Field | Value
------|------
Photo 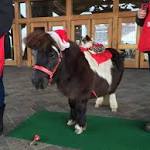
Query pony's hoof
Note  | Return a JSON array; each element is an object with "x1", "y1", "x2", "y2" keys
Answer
[
  {"x1": 67, "y1": 120, "x2": 75, "y2": 126},
  {"x1": 74, "y1": 124, "x2": 86, "y2": 135},
  {"x1": 95, "y1": 103, "x2": 100, "y2": 108},
  {"x1": 144, "y1": 123, "x2": 150, "y2": 132},
  {"x1": 95, "y1": 97, "x2": 103, "y2": 108},
  {"x1": 111, "y1": 108, "x2": 117, "y2": 112}
]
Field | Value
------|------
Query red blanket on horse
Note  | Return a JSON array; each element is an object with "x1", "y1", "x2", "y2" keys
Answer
[{"x1": 80, "y1": 44, "x2": 112, "y2": 64}]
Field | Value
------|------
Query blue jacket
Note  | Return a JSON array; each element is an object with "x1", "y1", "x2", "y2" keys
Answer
[{"x1": 0, "y1": 0, "x2": 14, "y2": 37}]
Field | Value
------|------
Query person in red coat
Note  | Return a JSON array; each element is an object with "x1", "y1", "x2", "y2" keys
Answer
[
  {"x1": 0, "y1": 0, "x2": 14, "y2": 135},
  {"x1": 136, "y1": 0, "x2": 150, "y2": 70},
  {"x1": 136, "y1": 0, "x2": 150, "y2": 132}
]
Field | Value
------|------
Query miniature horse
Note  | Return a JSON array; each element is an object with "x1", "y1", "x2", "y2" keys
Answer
[{"x1": 25, "y1": 30, "x2": 124, "y2": 134}]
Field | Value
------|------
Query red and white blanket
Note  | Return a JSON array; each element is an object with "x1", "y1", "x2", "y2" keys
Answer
[{"x1": 80, "y1": 44, "x2": 112, "y2": 64}]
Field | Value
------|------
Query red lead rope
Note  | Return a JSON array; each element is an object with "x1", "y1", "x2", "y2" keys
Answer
[{"x1": 92, "y1": 90, "x2": 98, "y2": 98}]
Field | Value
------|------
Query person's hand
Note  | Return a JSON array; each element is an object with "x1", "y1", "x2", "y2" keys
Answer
[{"x1": 137, "y1": 9, "x2": 147, "y2": 19}]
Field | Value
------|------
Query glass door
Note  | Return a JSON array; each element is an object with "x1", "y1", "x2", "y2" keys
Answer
[
  {"x1": 71, "y1": 20, "x2": 90, "y2": 45},
  {"x1": 118, "y1": 17, "x2": 139, "y2": 68},
  {"x1": 5, "y1": 25, "x2": 16, "y2": 65},
  {"x1": 92, "y1": 19, "x2": 113, "y2": 47}
]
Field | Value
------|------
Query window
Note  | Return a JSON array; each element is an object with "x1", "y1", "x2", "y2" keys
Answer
[
  {"x1": 74, "y1": 25, "x2": 88, "y2": 44},
  {"x1": 73, "y1": 0, "x2": 113, "y2": 15},
  {"x1": 121, "y1": 22, "x2": 137, "y2": 45},
  {"x1": 20, "y1": 24, "x2": 27, "y2": 60},
  {"x1": 5, "y1": 29, "x2": 14, "y2": 60},
  {"x1": 19, "y1": 2, "x2": 27, "y2": 18},
  {"x1": 94, "y1": 24, "x2": 109, "y2": 45},
  {"x1": 119, "y1": 0, "x2": 141, "y2": 12},
  {"x1": 30, "y1": 0, "x2": 66, "y2": 17}
]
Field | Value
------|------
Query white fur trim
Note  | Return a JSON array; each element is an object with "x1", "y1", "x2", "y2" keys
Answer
[
  {"x1": 83, "y1": 51, "x2": 113, "y2": 85},
  {"x1": 48, "y1": 31, "x2": 70, "y2": 51}
]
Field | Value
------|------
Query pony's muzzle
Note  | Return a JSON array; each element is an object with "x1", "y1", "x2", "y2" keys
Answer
[{"x1": 32, "y1": 71, "x2": 49, "y2": 89}]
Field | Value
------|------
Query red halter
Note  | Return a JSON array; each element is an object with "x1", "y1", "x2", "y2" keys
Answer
[{"x1": 33, "y1": 57, "x2": 61, "y2": 83}]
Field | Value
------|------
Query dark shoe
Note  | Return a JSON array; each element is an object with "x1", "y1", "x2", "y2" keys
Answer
[
  {"x1": 0, "y1": 104, "x2": 5, "y2": 135},
  {"x1": 144, "y1": 122, "x2": 150, "y2": 132}
]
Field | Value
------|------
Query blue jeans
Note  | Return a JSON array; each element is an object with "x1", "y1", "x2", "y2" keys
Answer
[{"x1": 0, "y1": 77, "x2": 4, "y2": 107}]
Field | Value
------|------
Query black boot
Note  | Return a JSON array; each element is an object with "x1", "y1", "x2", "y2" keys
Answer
[
  {"x1": 144, "y1": 122, "x2": 150, "y2": 132},
  {"x1": 0, "y1": 104, "x2": 5, "y2": 135}
]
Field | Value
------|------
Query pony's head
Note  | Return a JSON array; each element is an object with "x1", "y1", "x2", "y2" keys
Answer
[{"x1": 25, "y1": 30, "x2": 61, "y2": 89}]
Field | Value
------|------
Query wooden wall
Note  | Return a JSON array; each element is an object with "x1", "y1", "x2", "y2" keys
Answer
[{"x1": 7, "y1": 0, "x2": 148, "y2": 68}]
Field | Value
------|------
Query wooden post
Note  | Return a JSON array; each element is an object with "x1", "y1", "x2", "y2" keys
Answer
[
  {"x1": 112, "y1": 0, "x2": 119, "y2": 49},
  {"x1": 66, "y1": 0, "x2": 72, "y2": 39}
]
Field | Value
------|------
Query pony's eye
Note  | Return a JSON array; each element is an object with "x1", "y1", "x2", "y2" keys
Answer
[{"x1": 49, "y1": 53, "x2": 53, "y2": 57}]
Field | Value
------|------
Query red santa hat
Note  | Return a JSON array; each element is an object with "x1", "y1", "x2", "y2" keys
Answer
[{"x1": 48, "y1": 29, "x2": 70, "y2": 51}]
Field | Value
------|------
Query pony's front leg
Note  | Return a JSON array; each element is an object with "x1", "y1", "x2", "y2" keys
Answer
[
  {"x1": 67, "y1": 98, "x2": 76, "y2": 126},
  {"x1": 75, "y1": 99, "x2": 88, "y2": 134},
  {"x1": 95, "y1": 96, "x2": 104, "y2": 108},
  {"x1": 109, "y1": 93, "x2": 118, "y2": 112}
]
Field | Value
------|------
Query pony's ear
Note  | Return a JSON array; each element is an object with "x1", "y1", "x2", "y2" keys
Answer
[
  {"x1": 24, "y1": 30, "x2": 51, "y2": 50},
  {"x1": 85, "y1": 35, "x2": 92, "y2": 41}
]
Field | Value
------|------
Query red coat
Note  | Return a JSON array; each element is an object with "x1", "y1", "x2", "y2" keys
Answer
[
  {"x1": 0, "y1": 36, "x2": 4, "y2": 76},
  {"x1": 138, "y1": 3, "x2": 150, "y2": 52}
]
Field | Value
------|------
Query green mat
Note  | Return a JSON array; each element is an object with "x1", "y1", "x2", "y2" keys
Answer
[{"x1": 8, "y1": 110, "x2": 150, "y2": 150}]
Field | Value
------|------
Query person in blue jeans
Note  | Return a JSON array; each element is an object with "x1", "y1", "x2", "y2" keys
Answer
[{"x1": 0, "y1": 0, "x2": 14, "y2": 135}]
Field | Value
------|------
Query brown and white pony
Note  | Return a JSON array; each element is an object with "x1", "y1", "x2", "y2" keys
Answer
[{"x1": 25, "y1": 30, "x2": 124, "y2": 134}]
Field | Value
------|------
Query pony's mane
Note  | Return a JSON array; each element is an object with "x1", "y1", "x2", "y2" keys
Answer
[
  {"x1": 62, "y1": 41, "x2": 84, "y2": 67},
  {"x1": 24, "y1": 30, "x2": 58, "y2": 51}
]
